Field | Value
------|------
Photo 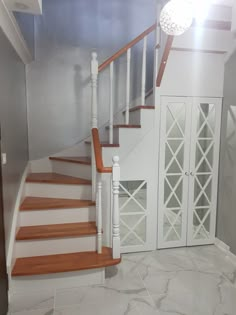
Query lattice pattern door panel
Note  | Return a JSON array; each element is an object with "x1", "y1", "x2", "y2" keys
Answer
[
  {"x1": 158, "y1": 97, "x2": 192, "y2": 248},
  {"x1": 187, "y1": 98, "x2": 222, "y2": 245},
  {"x1": 119, "y1": 180, "x2": 148, "y2": 251}
]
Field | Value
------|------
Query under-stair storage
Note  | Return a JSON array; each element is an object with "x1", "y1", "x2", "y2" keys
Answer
[{"x1": 158, "y1": 96, "x2": 222, "y2": 249}]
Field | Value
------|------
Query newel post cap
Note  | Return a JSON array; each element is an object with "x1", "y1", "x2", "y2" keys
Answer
[{"x1": 112, "y1": 156, "x2": 119, "y2": 164}]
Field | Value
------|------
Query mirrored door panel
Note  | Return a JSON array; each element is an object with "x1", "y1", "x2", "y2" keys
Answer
[
  {"x1": 187, "y1": 98, "x2": 222, "y2": 245},
  {"x1": 158, "y1": 97, "x2": 192, "y2": 248}
]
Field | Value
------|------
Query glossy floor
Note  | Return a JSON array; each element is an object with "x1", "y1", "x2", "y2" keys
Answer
[{"x1": 9, "y1": 245, "x2": 236, "y2": 315}]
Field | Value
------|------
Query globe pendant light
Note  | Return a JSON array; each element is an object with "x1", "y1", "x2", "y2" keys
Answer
[{"x1": 160, "y1": 0, "x2": 194, "y2": 36}]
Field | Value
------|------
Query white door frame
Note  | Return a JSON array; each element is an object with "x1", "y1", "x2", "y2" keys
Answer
[
  {"x1": 157, "y1": 96, "x2": 192, "y2": 249},
  {"x1": 187, "y1": 97, "x2": 222, "y2": 246}
]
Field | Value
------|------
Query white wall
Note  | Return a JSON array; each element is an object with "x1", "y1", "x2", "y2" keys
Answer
[
  {"x1": 217, "y1": 50, "x2": 236, "y2": 255},
  {"x1": 160, "y1": 50, "x2": 225, "y2": 97},
  {"x1": 0, "y1": 29, "x2": 29, "y2": 253},
  {"x1": 26, "y1": 0, "x2": 156, "y2": 160}
]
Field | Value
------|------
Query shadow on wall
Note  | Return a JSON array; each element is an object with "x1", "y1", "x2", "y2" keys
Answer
[{"x1": 217, "y1": 103, "x2": 236, "y2": 255}]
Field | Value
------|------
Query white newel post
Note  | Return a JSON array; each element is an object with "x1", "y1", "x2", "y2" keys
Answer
[
  {"x1": 141, "y1": 36, "x2": 147, "y2": 105},
  {"x1": 125, "y1": 48, "x2": 131, "y2": 125},
  {"x1": 112, "y1": 156, "x2": 120, "y2": 259},
  {"x1": 97, "y1": 174, "x2": 102, "y2": 254},
  {"x1": 109, "y1": 62, "x2": 114, "y2": 144},
  {"x1": 91, "y1": 52, "x2": 98, "y2": 201}
]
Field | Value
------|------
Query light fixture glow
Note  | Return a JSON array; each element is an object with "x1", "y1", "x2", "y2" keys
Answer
[
  {"x1": 160, "y1": 0, "x2": 194, "y2": 36},
  {"x1": 193, "y1": 0, "x2": 211, "y2": 25}
]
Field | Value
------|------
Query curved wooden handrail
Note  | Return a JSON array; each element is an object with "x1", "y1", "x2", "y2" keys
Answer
[
  {"x1": 98, "y1": 23, "x2": 157, "y2": 72},
  {"x1": 92, "y1": 128, "x2": 112, "y2": 173},
  {"x1": 156, "y1": 35, "x2": 174, "y2": 87}
]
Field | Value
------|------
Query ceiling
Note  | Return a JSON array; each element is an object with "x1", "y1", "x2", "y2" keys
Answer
[{"x1": 211, "y1": 0, "x2": 233, "y2": 6}]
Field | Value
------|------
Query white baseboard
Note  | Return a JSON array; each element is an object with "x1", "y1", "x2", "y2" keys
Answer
[
  {"x1": 6, "y1": 164, "x2": 29, "y2": 275},
  {"x1": 215, "y1": 237, "x2": 236, "y2": 266}
]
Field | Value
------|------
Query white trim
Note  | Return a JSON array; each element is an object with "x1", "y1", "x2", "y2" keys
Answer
[
  {"x1": 0, "y1": 0, "x2": 32, "y2": 64},
  {"x1": 215, "y1": 238, "x2": 236, "y2": 266},
  {"x1": 6, "y1": 164, "x2": 29, "y2": 275},
  {"x1": 215, "y1": 237, "x2": 230, "y2": 251}
]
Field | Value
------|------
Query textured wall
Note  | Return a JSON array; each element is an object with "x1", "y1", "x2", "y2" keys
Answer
[
  {"x1": 0, "y1": 29, "x2": 29, "y2": 253},
  {"x1": 217, "y1": 50, "x2": 236, "y2": 255},
  {"x1": 26, "y1": 0, "x2": 156, "y2": 160}
]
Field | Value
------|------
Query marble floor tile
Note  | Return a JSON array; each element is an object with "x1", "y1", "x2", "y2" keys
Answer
[
  {"x1": 9, "y1": 290, "x2": 54, "y2": 313},
  {"x1": 54, "y1": 294, "x2": 141, "y2": 315},
  {"x1": 9, "y1": 309, "x2": 53, "y2": 315},
  {"x1": 9, "y1": 245, "x2": 236, "y2": 315}
]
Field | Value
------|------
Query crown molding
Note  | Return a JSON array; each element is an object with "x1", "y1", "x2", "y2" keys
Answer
[{"x1": 0, "y1": 0, "x2": 32, "y2": 64}]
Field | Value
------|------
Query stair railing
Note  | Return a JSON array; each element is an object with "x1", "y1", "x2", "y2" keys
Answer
[
  {"x1": 90, "y1": 22, "x2": 173, "y2": 259},
  {"x1": 98, "y1": 23, "x2": 157, "y2": 144},
  {"x1": 90, "y1": 125, "x2": 120, "y2": 258}
]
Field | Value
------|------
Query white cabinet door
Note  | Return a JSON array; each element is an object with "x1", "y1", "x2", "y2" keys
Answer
[
  {"x1": 158, "y1": 97, "x2": 192, "y2": 248},
  {"x1": 158, "y1": 96, "x2": 222, "y2": 249},
  {"x1": 187, "y1": 98, "x2": 222, "y2": 245}
]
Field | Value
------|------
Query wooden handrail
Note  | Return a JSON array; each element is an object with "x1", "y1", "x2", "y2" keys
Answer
[
  {"x1": 98, "y1": 23, "x2": 157, "y2": 72},
  {"x1": 156, "y1": 35, "x2": 174, "y2": 87},
  {"x1": 92, "y1": 128, "x2": 112, "y2": 173}
]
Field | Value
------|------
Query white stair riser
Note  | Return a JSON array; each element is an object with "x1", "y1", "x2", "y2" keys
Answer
[
  {"x1": 113, "y1": 129, "x2": 120, "y2": 144},
  {"x1": 20, "y1": 207, "x2": 96, "y2": 226},
  {"x1": 85, "y1": 145, "x2": 91, "y2": 157},
  {"x1": 51, "y1": 161, "x2": 92, "y2": 180},
  {"x1": 15, "y1": 235, "x2": 97, "y2": 257},
  {"x1": 126, "y1": 111, "x2": 141, "y2": 125},
  {"x1": 26, "y1": 183, "x2": 92, "y2": 199},
  {"x1": 10, "y1": 268, "x2": 105, "y2": 293}
]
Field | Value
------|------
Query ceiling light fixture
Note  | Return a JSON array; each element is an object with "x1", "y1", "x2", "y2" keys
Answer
[{"x1": 160, "y1": 0, "x2": 194, "y2": 36}]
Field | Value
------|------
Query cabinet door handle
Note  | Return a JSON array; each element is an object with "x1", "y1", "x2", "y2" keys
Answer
[
  {"x1": 185, "y1": 172, "x2": 189, "y2": 176},
  {"x1": 190, "y1": 172, "x2": 194, "y2": 176}
]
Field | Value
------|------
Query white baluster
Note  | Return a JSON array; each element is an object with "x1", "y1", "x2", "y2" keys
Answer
[
  {"x1": 125, "y1": 48, "x2": 131, "y2": 125},
  {"x1": 109, "y1": 62, "x2": 114, "y2": 144},
  {"x1": 112, "y1": 156, "x2": 120, "y2": 259},
  {"x1": 141, "y1": 36, "x2": 147, "y2": 105},
  {"x1": 97, "y1": 175, "x2": 102, "y2": 254},
  {"x1": 91, "y1": 52, "x2": 98, "y2": 129},
  {"x1": 91, "y1": 52, "x2": 98, "y2": 200}
]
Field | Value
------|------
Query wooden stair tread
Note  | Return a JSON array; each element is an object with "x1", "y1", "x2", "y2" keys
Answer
[
  {"x1": 16, "y1": 222, "x2": 97, "y2": 240},
  {"x1": 122, "y1": 106, "x2": 155, "y2": 113},
  {"x1": 85, "y1": 141, "x2": 120, "y2": 148},
  {"x1": 49, "y1": 156, "x2": 91, "y2": 165},
  {"x1": 26, "y1": 173, "x2": 92, "y2": 185},
  {"x1": 20, "y1": 197, "x2": 95, "y2": 211},
  {"x1": 129, "y1": 105, "x2": 155, "y2": 112},
  {"x1": 106, "y1": 124, "x2": 141, "y2": 129},
  {"x1": 12, "y1": 247, "x2": 121, "y2": 277}
]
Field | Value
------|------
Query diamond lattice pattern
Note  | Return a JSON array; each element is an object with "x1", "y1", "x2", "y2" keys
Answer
[
  {"x1": 163, "y1": 103, "x2": 186, "y2": 242},
  {"x1": 192, "y1": 103, "x2": 215, "y2": 240},
  {"x1": 120, "y1": 181, "x2": 147, "y2": 247}
]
